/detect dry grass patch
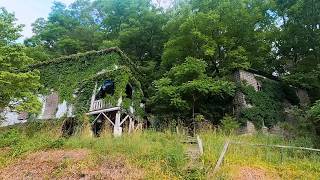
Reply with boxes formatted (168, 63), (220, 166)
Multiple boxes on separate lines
(0, 149), (89, 179)
(64, 157), (144, 180)
(233, 166), (280, 180)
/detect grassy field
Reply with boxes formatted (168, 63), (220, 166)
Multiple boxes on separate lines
(0, 120), (319, 179)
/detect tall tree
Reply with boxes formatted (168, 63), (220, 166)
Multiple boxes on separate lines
(161, 0), (277, 75)
(275, 0), (320, 97)
(0, 8), (41, 115)
(150, 57), (235, 126)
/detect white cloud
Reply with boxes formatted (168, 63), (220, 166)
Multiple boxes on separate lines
(0, 0), (75, 39)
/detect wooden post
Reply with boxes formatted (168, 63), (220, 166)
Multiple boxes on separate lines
(113, 110), (122, 137)
(113, 96), (123, 137)
(197, 135), (204, 155)
(128, 117), (133, 134)
(213, 140), (230, 174)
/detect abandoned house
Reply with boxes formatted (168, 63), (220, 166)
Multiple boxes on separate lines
(1, 48), (312, 136)
(233, 69), (310, 134)
(1, 48), (144, 136)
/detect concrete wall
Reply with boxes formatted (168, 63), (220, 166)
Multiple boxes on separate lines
(295, 89), (310, 107)
(234, 70), (262, 91)
(1, 92), (73, 127)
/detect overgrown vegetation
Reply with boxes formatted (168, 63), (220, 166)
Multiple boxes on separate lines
(1, 0), (319, 140)
(240, 79), (286, 128)
(0, 121), (319, 179)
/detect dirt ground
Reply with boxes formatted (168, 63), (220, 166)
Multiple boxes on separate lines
(65, 158), (144, 180)
(233, 166), (280, 180)
(0, 149), (144, 180)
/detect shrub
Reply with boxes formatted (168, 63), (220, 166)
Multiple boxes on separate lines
(221, 115), (240, 135)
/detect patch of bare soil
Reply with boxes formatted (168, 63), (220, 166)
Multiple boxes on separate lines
(64, 157), (144, 180)
(233, 166), (280, 180)
(0, 149), (89, 180)
(0, 147), (11, 155)
(0, 149), (144, 180)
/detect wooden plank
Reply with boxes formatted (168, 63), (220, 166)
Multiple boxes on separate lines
(86, 107), (120, 115)
(213, 140), (230, 174)
(119, 115), (129, 125)
(91, 113), (101, 124)
(102, 112), (115, 126)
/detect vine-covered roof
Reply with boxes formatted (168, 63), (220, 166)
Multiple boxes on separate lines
(27, 47), (143, 116)
(29, 47), (137, 73)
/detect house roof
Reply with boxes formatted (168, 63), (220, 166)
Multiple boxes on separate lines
(29, 47), (138, 73)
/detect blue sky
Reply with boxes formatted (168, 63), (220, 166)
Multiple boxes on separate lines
(0, 0), (75, 39)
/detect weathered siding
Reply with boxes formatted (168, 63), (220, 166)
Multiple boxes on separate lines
(1, 92), (73, 127)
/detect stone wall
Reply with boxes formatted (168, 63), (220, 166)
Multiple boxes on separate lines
(42, 91), (59, 119)
(295, 89), (310, 107)
(236, 70), (260, 91)
(233, 70), (260, 116)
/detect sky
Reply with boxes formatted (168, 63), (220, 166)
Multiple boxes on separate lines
(0, 0), (171, 40)
(0, 0), (75, 39)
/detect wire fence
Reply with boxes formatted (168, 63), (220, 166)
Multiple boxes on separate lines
(213, 140), (320, 173)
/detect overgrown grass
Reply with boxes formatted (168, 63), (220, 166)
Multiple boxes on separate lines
(64, 131), (188, 179)
(0, 120), (319, 179)
(0, 121), (189, 179)
(201, 132), (320, 179)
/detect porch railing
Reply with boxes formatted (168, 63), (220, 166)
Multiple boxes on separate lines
(90, 99), (112, 111)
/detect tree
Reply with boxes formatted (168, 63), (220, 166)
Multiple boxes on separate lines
(150, 57), (235, 129)
(309, 100), (320, 140)
(0, 8), (41, 116)
(161, 0), (277, 75)
(26, 0), (169, 97)
(275, 0), (320, 97)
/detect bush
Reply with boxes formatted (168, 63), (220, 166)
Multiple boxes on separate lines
(309, 100), (320, 122)
(221, 115), (240, 135)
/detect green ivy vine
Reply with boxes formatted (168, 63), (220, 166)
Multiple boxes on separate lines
(27, 47), (144, 120)
(239, 78), (286, 128)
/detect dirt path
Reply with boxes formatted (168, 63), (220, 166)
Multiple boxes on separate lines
(233, 166), (280, 180)
(0, 149), (144, 180)
(184, 136), (202, 170)
(0, 149), (88, 179)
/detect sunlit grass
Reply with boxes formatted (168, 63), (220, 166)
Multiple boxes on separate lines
(0, 120), (319, 179)
(201, 132), (320, 179)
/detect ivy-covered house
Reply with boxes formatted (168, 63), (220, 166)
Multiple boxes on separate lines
(2, 48), (144, 136)
(233, 69), (310, 133)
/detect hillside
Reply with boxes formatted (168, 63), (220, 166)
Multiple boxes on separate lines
(0, 120), (319, 179)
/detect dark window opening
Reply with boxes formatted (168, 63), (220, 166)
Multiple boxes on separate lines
(125, 84), (133, 99)
(95, 80), (115, 100)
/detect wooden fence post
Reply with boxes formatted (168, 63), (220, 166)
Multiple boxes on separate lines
(213, 140), (230, 174)
(197, 135), (204, 155)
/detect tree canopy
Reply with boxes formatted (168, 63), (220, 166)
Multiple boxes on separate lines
(0, 8), (41, 114)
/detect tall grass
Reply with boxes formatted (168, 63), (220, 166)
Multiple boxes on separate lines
(201, 132), (320, 179)
(0, 120), (319, 179)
